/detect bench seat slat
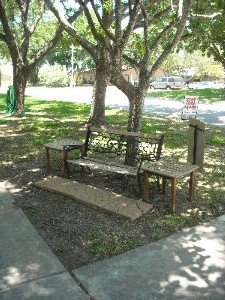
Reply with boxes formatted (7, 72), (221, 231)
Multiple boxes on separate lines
(67, 158), (138, 176)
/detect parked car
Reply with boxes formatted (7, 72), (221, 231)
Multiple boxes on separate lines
(210, 81), (225, 89)
(188, 81), (224, 89)
(150, 76), (186, 90)
(188, 81), (211, 89)
(187, 82), (202, 89)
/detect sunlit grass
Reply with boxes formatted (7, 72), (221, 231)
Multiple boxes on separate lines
(0, 93), (225, 251)
(147, 88), (225, 103)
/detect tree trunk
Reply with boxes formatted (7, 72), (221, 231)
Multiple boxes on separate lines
(125, 88), (146, 166)
(13, 64), (29, 115)
(127, 88), (146, 132)
(29, 66), (39, 86)
(88, 48), (111, 126)
(110, 67), (148, 166)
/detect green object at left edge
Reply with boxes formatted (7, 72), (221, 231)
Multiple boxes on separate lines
(5, 86), (17, 115)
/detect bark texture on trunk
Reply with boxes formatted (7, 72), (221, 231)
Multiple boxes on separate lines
(110, 66), (148, 166)
(13, 64), (29, 115)
(89, 47), (111, 126)
(127, 89), (146, 132)
(125, 88), (147, 166)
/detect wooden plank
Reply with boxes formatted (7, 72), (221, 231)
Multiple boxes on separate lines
(189, 171), (195, 202)
(187, 118), (206, 171)
(34, 177), (153, 221)
(67, 158), (138, 176)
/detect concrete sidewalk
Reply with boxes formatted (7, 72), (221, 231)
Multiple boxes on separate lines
(74, 215), (225, 299)
(0, 183), (89, 299)
(1, 182), (225, 299)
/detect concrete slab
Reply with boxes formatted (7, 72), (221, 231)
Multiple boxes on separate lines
(0, 187), (15, 205)
(73, 215), (225, 300)
(0, 208), (65, 290)
(0, 203), (20, 226)
(0, 186), (90, 300)
(34, 177), (153, 221)
(1, 272), (89, 300)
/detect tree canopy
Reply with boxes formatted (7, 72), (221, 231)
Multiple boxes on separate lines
(185, 0), (225, 69)
(0, 0), (85, 114)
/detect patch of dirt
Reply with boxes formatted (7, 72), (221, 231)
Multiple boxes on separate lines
(1, 152), (202, 273)
(2, 119), (222, 273)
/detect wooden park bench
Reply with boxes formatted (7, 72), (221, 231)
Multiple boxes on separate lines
(67, 126), (165, 194)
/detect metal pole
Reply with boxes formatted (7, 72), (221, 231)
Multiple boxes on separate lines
(70, 44), (74, 87)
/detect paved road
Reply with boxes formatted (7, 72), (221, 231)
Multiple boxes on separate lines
(1, 86), (225, 126)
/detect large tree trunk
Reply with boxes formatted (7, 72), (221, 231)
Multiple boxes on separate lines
(13, 64), (29, 115)
(125, 88), (146, 166)
(110, 66), (149, 165)
(88, 47), (111, 126)
(29, 65), (39, 86)
(127, 88), (146, 132)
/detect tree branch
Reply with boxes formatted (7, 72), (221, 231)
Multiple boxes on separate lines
(29, 1), (46, 35)
(211, 43), (225, 66)
(123, 53), (139, 68)
(122, 0), (140, 46)
(149, 19), (176, 52)
(0, 32), (6, 42)
(44, 0), (97, 61)
(77, 0), (104, 42)
(139, 1), (148, 49)
(89, 0), (115, 41)
(134, 5), (171, 31)
(16, 0), (32, 60)
(195, 12), (222, 19)
(149, 5), (172, 26)
(0, 0), (19, 61)
(148, 0), (192, 78)
(115, 0), (122, 40)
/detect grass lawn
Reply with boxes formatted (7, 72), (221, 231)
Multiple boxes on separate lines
(147, 88), (225, 103)
(0, 93), (225, 268)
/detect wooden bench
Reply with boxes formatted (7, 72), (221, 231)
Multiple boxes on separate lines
(67, 126), (164, 195)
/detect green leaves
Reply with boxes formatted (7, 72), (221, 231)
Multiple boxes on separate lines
(187, 0), (225, 67)
(103, 0), (113, 13)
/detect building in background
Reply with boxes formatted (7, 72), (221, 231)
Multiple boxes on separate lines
(73, 67), (165, 86)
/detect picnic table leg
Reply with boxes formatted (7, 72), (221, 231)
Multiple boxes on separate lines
(142, 171), (149, 201)
(62, 149), (69, 177)
(171, 178), (176, 213)
(189, 170), (195, 201)
(45, 147), (50, 172)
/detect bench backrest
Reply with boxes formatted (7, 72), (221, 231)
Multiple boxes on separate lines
(84, 126), (164, 163)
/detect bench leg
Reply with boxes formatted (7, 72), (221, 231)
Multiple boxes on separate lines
(137, 172), (143, 198)
(171, 178), (176, 213)
(189, 171), (195, 202)
(62, 150), (69, 177)
(45, 147), (50, 172)
(162, 177), (167, 194)
(142, 171), (149, 201)
(80, 144), (85, 157)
